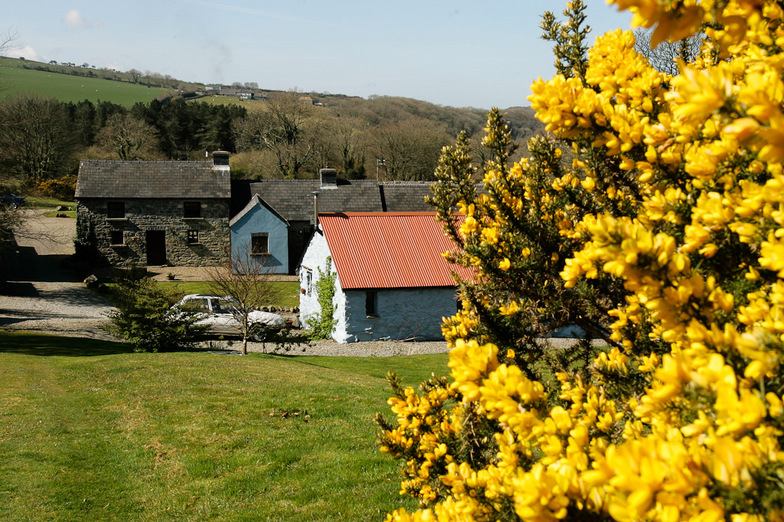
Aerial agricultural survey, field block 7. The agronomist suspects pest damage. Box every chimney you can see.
[212,151,230,167]
[320,167,337,189]
[312,191,321,227]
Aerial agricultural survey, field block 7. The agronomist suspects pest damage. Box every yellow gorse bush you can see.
[377,0,784,520]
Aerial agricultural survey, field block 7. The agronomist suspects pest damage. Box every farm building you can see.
[75,152,231,267]
[231,169,435,274]
[299,212,474,343]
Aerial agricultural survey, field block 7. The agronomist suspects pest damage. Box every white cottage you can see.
[299,212,474,343]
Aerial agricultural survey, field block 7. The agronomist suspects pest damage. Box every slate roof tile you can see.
[249,179,383,222]
[75,159,231,199]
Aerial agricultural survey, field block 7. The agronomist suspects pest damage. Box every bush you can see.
[305,257,336,340]
[378,1,784,520]
[37,175,77,200]
[107,276,207,353]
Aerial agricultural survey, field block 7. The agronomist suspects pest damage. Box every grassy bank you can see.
[0,60,170,106]
[0,331,449,520]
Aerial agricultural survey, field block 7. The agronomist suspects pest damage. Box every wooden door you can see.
[146,230,166,265]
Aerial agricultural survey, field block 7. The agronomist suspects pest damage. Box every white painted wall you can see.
[341,287,457,342]
[298,229,342,336]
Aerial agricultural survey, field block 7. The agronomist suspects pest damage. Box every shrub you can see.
[378,1,784,520]
[107,276,207,353]
[306,257,336,340]
[37,175,76,200]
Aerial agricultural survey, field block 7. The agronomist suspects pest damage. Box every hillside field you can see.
[0,60,171,106]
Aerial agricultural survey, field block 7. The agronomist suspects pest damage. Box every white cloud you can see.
[6,45,40,61]
[63,9,102,28]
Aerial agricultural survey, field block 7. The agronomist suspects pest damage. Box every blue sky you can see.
[6,1,634,109]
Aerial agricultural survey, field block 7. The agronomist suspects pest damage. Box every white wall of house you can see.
[341,287,457,343]
[298,229,340,334]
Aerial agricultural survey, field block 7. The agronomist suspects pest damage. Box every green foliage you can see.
[306,257,337,340]
[540,0,591,80]
[428,111,624,381]
[107,276,207,352]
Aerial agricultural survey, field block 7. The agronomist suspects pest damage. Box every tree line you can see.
[0,89,544,194]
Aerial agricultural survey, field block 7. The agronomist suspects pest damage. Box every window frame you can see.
[251,232,270,256]
[304,268,313,296]
[187,229,200,244]
[365,290,379,317]
[109,229,124,246]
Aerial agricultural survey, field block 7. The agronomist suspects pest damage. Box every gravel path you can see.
[0,210,117,341]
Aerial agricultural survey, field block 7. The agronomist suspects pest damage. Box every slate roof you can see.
[75,159,231,199]
[318,212,473,290]
[229,194,289,227]
[248,179,383,222]
[380,182,434,212]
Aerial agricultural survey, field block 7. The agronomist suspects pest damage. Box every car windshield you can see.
[211,298,239,315]
[180,298,209,313]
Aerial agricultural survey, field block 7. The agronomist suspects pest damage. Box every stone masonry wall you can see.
[77,198,230,267]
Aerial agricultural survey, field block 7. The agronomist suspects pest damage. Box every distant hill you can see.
[0,56,543,140]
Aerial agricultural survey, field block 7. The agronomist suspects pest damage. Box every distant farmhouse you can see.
[299,212,473,343]
[75,152,232,267]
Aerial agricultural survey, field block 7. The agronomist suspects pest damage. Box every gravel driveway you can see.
[0,210,117,341]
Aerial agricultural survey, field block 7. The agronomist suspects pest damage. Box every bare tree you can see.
[97,113,159,160]
[634,26,702,76]
[206,252,281,355]
[0,28,19,56]
[370,119,451,181]
[234,92,318,178]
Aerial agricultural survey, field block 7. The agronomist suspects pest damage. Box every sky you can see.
[6,1,634,109]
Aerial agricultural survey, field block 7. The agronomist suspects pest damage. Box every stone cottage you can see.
[75,152,231,267]
[299,212,475,343]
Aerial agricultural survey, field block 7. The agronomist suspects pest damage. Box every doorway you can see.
[146,230,166,265]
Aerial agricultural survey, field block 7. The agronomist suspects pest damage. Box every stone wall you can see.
[76,198,230,267]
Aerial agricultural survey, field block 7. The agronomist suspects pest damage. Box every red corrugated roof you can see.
[318,212,472,290]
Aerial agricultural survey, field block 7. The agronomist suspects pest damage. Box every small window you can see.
[107,201,125,219]
[110,230,124,245]
[187,230,199,244]
[366,291,378,317]
[251,233,269,255]
[304,268,313,296]
[184,201,201,218]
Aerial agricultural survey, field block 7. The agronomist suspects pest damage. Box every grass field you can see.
[0,331,449,520]
[0,63,171,106]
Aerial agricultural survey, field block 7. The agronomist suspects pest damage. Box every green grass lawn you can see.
[0,331,449,521]
[0,63,171,106]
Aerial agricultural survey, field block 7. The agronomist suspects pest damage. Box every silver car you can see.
[174,294,285,337]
